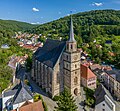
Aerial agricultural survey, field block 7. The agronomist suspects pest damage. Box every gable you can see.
[12,82,33,104]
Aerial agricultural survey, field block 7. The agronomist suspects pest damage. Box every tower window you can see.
[74,77,78,85]
[75,64,77,68]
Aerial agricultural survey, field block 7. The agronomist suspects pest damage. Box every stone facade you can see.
[63,41,81,96]
[31,17,81,97]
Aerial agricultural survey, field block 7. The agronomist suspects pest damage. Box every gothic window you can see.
[50,72,52,84]
[66,64,68,68]
[57,72,60,84]
[74,77,78,85]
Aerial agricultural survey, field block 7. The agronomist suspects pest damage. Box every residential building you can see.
[94,84,116,111]
[31,16,81,97]
[91,64,120,101]
[81,64,96,89]
[104,70,120,100]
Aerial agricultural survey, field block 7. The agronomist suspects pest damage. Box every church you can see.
[31,16,81,97]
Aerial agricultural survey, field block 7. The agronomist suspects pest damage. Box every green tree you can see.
[55,89,78,111]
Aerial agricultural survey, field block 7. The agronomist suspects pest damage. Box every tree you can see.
[55,89,78,111]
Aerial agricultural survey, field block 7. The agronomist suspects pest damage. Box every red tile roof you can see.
[19,100,44,111]
[81,64,96,79]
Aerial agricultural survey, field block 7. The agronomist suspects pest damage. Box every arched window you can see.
[74,77,78,85]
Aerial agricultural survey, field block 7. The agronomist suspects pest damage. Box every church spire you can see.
[68,15,76,42]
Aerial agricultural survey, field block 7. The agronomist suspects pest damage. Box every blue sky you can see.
[0,0,120,24]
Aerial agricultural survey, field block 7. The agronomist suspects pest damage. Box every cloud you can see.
[92,2,103,6]
[32,7,39,12]
[31,22,40,24]
[67,14,70,16]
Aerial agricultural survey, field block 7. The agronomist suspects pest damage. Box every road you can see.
[27,73,57,111]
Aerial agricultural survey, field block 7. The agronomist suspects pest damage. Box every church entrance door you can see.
[74,88,78,96]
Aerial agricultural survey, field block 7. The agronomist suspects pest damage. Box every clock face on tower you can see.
[74,55,78,60]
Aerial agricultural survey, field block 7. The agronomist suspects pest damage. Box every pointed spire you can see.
[68,15,76,42]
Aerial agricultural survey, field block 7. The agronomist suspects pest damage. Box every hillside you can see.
[0,19,35,30]
[0,19,36,39]
[30,9,120,43]
[0,20,35,93]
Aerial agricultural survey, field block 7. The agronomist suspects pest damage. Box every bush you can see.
[84,87,95,107]
[34,93,43,102]
[24,79,30,86]
[52,95,59,101]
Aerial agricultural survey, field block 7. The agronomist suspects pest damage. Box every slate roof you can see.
[94,84,114,105]
[68,16,76,42]
[34,39,66,68]
[106,69,120,82]
[94,84,106,105]
[12,81,33,105]
[3,89,17,97]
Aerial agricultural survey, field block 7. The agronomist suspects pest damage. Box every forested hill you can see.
[0,19,36,38]
[0,19,35,30]
[29,9,120,43]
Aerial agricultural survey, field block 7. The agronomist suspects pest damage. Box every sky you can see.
[0,0,120,24]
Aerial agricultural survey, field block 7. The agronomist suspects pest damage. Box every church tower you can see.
[63,16,81,96]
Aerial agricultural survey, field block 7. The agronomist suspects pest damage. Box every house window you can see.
[74,77,78,85]
[66,55,68,60]
[102,109,105,111]
[75,71,77,74]
[103,104,105,106]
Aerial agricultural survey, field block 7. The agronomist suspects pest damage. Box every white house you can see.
[2,81,33,111]
[1,44,10,49]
